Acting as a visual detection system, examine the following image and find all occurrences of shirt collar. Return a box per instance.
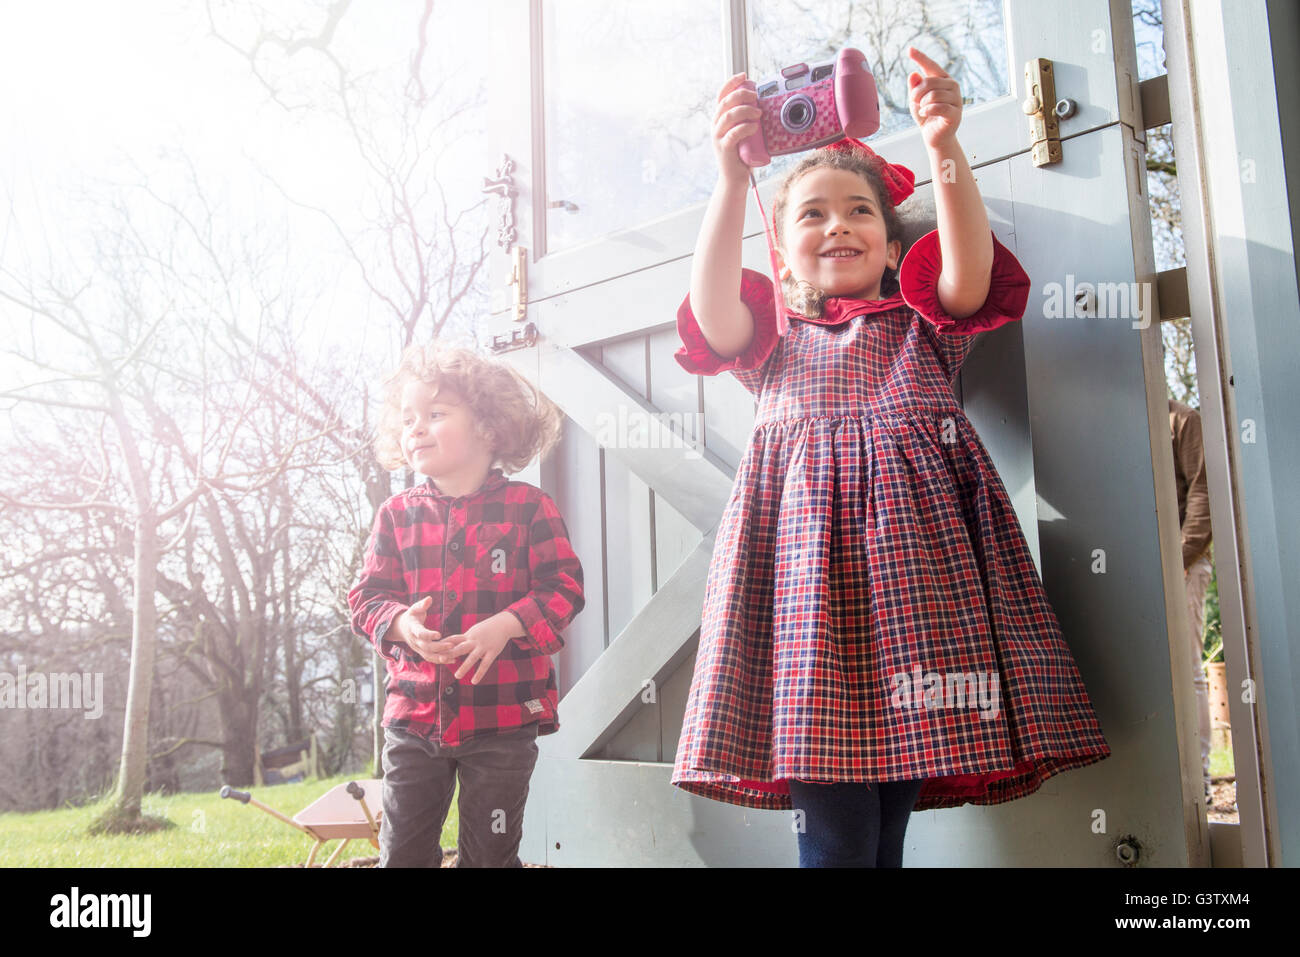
[791,292,906,326]
[413,467,508,503]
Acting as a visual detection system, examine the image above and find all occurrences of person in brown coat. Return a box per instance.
[1170,399,1214,804]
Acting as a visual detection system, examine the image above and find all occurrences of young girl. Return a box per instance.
[671,49,1110,867]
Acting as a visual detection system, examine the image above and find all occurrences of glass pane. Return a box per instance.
[542,0,724,252]
[746,0,1010,181]
[1130,0,1166,80]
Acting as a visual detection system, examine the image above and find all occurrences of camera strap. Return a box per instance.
[749,171,790,337]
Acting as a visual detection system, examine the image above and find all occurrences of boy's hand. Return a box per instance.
[433,618,515,685]
[713,72,763,184]
[907,47,962,149]
[392,596,445,663]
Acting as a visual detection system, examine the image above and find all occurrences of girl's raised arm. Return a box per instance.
[907,47,994,319]
[689,74,762,360]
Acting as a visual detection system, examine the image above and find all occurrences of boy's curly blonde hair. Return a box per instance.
[375,343,563,474]
[770,147,908,319]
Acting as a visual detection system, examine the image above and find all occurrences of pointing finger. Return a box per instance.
[907,46,948,78]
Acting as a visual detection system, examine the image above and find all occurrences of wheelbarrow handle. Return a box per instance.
[347,780,381,842]
[220,785,252,804]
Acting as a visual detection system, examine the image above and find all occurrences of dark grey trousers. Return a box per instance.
[379,723,540,868]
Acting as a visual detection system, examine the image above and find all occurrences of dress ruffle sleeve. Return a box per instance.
[674,268,782,395]
[899,229,1031,335]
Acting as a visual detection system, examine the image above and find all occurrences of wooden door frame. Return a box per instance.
[484,0,1219,867]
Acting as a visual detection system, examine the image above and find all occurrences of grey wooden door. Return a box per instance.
[486,0,1203,866]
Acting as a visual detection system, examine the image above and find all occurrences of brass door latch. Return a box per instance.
[506,244,527,323]
[483,154,530,327]
[489,322,537,354]
[1023,58,1062,167]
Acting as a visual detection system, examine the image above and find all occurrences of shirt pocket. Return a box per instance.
[471,522,524,586]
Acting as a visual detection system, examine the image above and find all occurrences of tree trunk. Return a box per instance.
[109,511,158,818]
[218,690,258,786]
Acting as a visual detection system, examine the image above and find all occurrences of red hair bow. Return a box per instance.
[825,136,915,206]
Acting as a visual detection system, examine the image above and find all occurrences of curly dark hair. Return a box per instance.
[375,343,562,474]
[770,146,907,318]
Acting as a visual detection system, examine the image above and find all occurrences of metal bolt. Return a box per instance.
[1115,841,1140,865]
[1054,98,1077,119]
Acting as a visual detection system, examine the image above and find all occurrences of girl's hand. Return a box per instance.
[712,72,763,185]
[906,47,963,149]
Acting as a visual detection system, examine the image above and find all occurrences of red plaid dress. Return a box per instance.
[671,230,1110,810]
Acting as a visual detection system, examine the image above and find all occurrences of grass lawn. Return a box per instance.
[2,745,1241,867]
[1210,741,1234,780]
[0,774,458,867]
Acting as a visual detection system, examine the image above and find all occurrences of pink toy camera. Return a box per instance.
[738,48,880,166]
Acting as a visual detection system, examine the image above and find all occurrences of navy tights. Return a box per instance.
[787,779,925,868]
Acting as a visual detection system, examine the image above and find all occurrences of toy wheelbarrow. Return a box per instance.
[220,780,383,867]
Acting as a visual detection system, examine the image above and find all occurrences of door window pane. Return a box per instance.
[1131,0,1167,80]
[746,0,1010,181]
[542,0,725,252]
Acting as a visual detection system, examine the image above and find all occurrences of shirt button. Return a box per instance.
[449,591,459,601]
[443,685,456,697]
[449,542,460,552]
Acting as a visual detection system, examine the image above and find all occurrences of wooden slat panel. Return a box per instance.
[550,415,606,698]
[601,454,653,643]
[591,691,661,762]
[656,647,697,761]
[701,373,754,473]
[500,342,734,532]
[648,327,700,419]
[652,493,701,595]
[594,338,648,400]
[538,535,711,759]
[595,338,654,647]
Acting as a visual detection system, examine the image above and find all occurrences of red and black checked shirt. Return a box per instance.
[348,467,584,745]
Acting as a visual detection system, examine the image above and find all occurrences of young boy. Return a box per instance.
[348,344,585,867]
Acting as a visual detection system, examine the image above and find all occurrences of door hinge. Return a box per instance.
[1023,58,1062,167]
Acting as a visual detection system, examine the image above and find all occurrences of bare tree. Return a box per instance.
[0,453,132,811]
[0,167,340,828]
[206,0,491,350]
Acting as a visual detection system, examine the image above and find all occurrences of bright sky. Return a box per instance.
[3,4,247,178]
[0,0,488,388]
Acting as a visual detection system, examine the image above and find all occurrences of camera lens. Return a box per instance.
[781,93,815,133]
